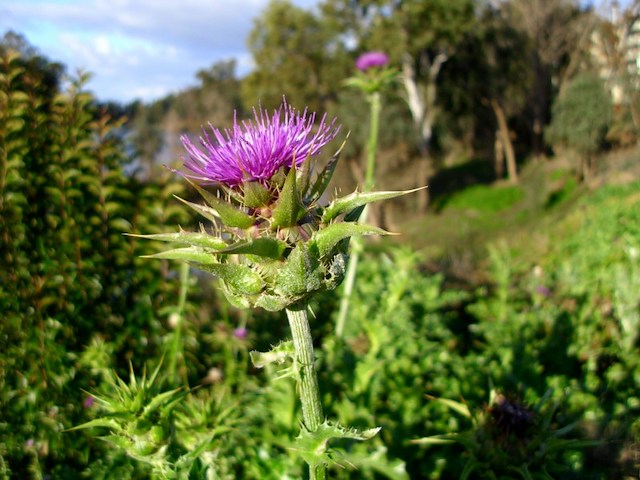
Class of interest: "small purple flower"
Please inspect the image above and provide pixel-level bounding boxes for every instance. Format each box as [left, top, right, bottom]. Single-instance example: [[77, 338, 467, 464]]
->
[[233, 327, 248, 339], [535, 285, 551, 297], [25, 439, 34, 448], [83, 395, 95, 408], [355, 51, 389, 71], [180, 100, 340, 187]]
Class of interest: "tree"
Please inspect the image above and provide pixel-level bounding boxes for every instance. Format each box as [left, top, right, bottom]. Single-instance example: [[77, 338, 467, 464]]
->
[[438, 4, 533, 184], [546, 73, 613, 180], [591, 0, 640, 144], [496, 0, 588, 158], [242, 0, 350, 112]]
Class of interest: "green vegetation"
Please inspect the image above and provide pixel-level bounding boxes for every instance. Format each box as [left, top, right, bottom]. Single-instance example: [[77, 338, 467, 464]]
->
[[437, 184, 524, 212], [2, 0, 640, 477]]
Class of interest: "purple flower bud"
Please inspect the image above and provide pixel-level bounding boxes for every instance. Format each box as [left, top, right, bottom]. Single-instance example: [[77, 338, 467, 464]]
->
[[233, 327, 248, 339], [83, 396, 95, 408], [25, 439, 34, 448], [355, 51, 389, 71]]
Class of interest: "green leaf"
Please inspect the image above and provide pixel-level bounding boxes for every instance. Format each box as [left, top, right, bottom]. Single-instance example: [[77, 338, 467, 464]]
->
[[182, 179, 256, 228], [142, 247, 216, 264], [271, 163, 304, 229], [275, 243, 322, 296], [174, 196, 223, 223], [312, 222, 391, 257], [66, 418, 122, 432], [127, 231, 228, 250], [460, 459, 480, 480], [219, 237, 287, 259], [410, 434, 458, 446], [296, 154, 312, 197], [199, 263, 265, 295], [242, 181, 272, 208], [294, 420, 380, 469], [322, 187, 426, 223], [249, 341, 295, 368], [425, 394, 472, 418], [308, 135, 348, 201]]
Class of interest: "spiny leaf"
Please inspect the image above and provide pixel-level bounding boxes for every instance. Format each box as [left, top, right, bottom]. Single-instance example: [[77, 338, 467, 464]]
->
[[294, 420, 381, 469], [271, 161, 305, 228], [312, 222, 392, 256], [198, 263, 265, 295], [182, 180, 256, 228], [126, 231, 228, 250], [142, 387, 188, 420], [249, 341, 295, 368], [322, 187, 426, 223], [242, 181, 272, 208], [174, 195, 222, 224], [218, 237, 287, 259], [142, 247, 216, 265], [308, 135, 348, 201], [66, 418, 122, 432], [296, 153, 313, 197]]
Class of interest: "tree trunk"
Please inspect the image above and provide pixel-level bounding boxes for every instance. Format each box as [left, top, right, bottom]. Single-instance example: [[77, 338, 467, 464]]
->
[[401, 51, 448, 211], [490, 99, 518, 184], [494, 130, 505, 180]]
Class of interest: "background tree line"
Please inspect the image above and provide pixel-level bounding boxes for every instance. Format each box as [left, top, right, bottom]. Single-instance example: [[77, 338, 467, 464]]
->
[[118, 0, 639, 213]]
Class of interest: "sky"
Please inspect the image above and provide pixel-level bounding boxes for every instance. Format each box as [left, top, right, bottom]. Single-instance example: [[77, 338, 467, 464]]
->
[[0, 0, 320, 104]]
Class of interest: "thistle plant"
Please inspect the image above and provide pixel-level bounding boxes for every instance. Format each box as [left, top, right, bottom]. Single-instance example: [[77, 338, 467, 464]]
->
[[414, 389, 598, 479], [124, 100, 416, 478], [336, 51, 398, 337]]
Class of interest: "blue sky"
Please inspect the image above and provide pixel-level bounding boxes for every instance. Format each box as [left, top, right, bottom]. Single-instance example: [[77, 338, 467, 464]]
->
[[1, 0, 320, 104]]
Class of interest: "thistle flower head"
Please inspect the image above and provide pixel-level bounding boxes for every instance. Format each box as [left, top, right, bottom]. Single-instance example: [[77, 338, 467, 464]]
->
[[355, 51, 389, 71], [133, 101, 417, 311], [180, 100, 340, 187]]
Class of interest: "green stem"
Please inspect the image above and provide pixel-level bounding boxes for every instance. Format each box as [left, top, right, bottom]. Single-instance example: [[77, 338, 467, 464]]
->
[[364, 92, 381, 192], [335, 92, 381, 337], [168, 262, 190, 384], [285, 304, 326, 480]]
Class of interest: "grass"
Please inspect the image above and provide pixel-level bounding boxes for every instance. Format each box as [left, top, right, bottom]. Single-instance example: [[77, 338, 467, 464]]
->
[[390, 152, 638, 280]]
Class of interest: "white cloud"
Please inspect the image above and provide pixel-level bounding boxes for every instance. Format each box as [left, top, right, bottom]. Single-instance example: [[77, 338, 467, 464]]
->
[[1, 0, 319, 103]]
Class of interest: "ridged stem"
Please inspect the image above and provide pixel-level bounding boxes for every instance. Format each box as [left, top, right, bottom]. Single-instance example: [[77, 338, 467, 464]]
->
[[285, 304, 326, 480]]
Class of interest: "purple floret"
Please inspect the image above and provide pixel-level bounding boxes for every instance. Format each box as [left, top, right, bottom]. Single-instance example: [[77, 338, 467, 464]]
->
[[180, 100, 340, 187]]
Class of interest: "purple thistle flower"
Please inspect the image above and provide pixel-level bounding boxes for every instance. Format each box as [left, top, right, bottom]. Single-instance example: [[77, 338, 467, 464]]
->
[[83, 395, 95, 408], [355, 51, 389, 71], [233, 327, 248, 339], [180, 100, 340, 187]]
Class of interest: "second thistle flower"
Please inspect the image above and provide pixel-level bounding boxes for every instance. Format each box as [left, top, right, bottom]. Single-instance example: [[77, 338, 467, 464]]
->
[[132, 100, 415, 311]]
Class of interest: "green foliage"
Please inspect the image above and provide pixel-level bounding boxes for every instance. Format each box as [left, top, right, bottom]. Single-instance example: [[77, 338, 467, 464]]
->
[[242, 0, 350, 112], [546, 74, 613, 156], [439, 184, 524, 212], [0, 49, 190, 478]]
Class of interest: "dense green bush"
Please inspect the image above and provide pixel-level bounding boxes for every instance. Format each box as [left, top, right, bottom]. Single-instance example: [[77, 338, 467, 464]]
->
[[0, 49, 190, 478]]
